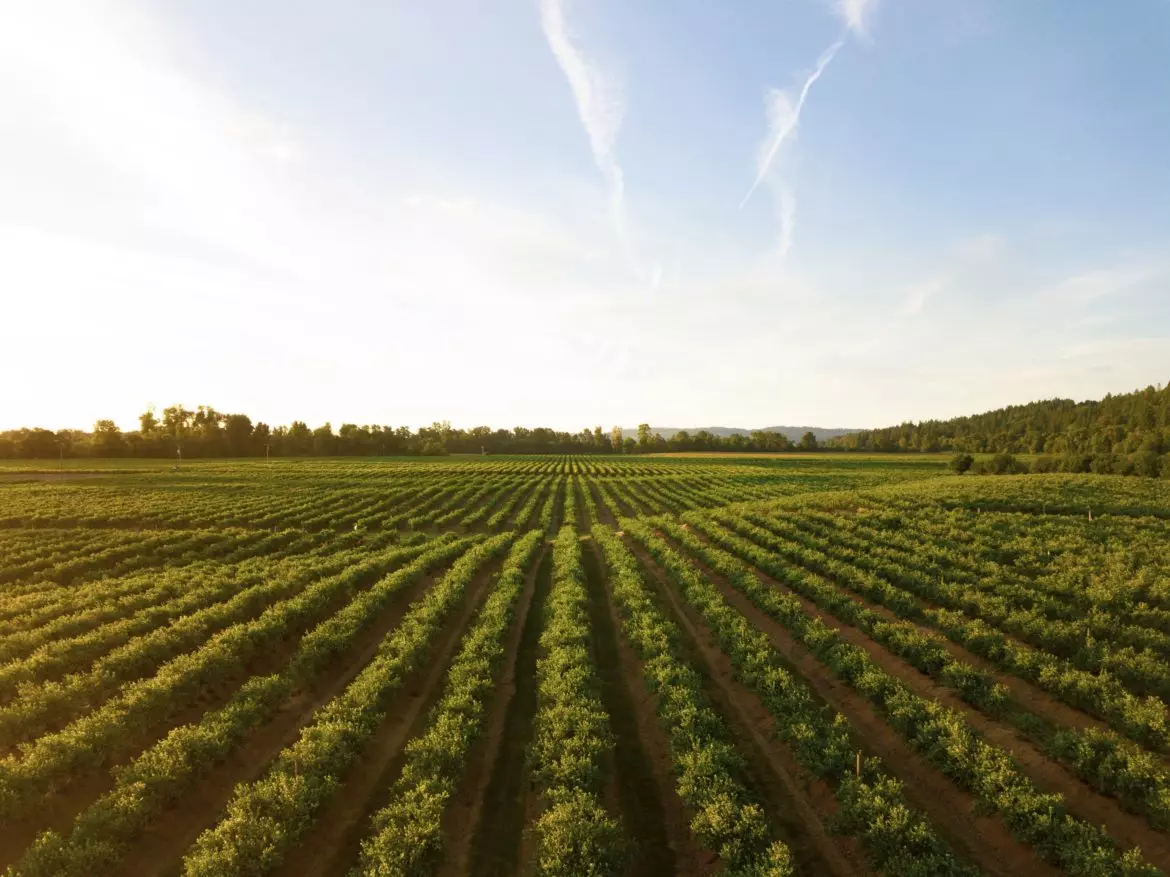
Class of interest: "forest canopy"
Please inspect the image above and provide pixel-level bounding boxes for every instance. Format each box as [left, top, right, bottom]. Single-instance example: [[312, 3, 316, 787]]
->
[[1, 382, 1168, 463]]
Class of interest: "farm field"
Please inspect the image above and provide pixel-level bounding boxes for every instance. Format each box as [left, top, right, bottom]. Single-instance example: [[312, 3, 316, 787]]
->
[[1, 455, 1169, 876]]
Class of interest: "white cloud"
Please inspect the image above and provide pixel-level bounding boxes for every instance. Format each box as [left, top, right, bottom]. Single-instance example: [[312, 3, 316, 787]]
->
[[899, 232, 1006, 315], [539, 0, 626, 236], [740, 40, 843, 210], [955, 232, 1006, 263], [1049, 265, 1153, 302], [835, 0, 878, 38], [902, 274, 950, 315]]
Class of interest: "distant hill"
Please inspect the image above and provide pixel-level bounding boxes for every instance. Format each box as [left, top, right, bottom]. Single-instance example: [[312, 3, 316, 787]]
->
[[825, 382, 1170, 455], [622, 426, 863, 443]]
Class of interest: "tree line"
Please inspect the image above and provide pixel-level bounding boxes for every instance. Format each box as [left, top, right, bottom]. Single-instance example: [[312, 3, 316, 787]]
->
[[4, 382, 1168, 473], [0, 405, 824, 459], [826, 382, 1170, 456]]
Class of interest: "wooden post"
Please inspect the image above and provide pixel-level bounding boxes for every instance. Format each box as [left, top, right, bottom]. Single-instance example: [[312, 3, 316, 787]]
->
[[855, 751, 861, 777]]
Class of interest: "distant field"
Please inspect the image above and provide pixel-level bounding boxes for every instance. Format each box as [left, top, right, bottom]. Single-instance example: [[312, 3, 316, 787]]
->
[[1, 456, 1168, 876]]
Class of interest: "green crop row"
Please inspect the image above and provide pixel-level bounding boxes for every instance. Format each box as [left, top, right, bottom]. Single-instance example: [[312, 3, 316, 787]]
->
[[7, 536, 477, 877], [351, 529, 544, 875], [619, 519, 975, 877], [721, 508, 1170, 753], [181, 531, 514, 876], [529, 526, 625, 876], [695, 512, 1170, 831], [664, 516, 1160, 877], [590, 525, 793, 875], [0, 539, 450, 820]]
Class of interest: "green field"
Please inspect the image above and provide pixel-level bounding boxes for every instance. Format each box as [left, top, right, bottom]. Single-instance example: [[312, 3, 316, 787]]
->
[[1, 455, 1169, 876]]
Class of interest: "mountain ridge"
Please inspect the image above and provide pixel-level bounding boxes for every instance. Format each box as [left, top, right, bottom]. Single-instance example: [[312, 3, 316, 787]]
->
[[621, 426, 863, 442]]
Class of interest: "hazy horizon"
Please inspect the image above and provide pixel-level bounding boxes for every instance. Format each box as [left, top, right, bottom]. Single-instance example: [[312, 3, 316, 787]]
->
[[3, 1, 1168, 433]]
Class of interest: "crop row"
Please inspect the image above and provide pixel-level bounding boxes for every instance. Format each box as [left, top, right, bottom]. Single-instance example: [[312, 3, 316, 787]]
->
[[351, 530, 544, 874], [685, 513, 1170, 832], [0, 537, 464, 820], [7, 535, 481, 876], [181, 531, 515, 876], [590, 526, 794, 874], [658, 516, 1160, 876], [528, 525, 625, 875], [620, 519, 976, 875], [727, 509, 1170, 753]]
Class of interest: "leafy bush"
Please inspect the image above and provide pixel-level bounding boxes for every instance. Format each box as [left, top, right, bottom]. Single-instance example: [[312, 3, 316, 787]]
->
[[949, 453, 974, 474]]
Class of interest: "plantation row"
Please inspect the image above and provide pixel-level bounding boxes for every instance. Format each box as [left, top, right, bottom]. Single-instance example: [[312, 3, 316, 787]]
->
[[0, 454, 942, 535], [3, 459, 1169, 875]]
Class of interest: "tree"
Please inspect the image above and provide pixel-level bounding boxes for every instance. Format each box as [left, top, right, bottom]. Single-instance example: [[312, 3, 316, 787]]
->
[[223, 414, 253, 456], [92, 420, 126, 457], [19, 428, 58, 459], [253, 422, 271, 455], [799, 431, 818, 451], [991, 452, 1021, 474], [637, 423, 652, 449], [162, 405, 193, 454], [139, 405, 159, 436], [610, 426, 624, 453], [1134, 450, 1161, 478], [312, 423, 336, 456], [949, 453, 974, 474], [286, 421, 312, 455]]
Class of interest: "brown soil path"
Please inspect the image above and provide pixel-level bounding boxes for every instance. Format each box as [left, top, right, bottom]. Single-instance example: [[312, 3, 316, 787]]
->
[[466, 549, 552, 877], [589, 481, 618, 527], [439, 544, 547, 877], [580, 538, 694, 877]]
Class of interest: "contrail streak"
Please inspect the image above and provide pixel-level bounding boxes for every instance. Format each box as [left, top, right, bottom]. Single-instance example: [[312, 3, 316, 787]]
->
[[739, 39, 843, 209]]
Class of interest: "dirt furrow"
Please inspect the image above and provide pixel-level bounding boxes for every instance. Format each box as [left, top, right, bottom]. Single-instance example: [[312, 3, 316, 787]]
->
[[439, 544, 546, 877], [466, 549, 552, 877], [589, 482, 618, 527], [580, 538, 690, 877]]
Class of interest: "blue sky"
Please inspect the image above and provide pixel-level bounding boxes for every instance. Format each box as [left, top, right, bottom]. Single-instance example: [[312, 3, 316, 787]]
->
[[2, 0, 1168, 432]]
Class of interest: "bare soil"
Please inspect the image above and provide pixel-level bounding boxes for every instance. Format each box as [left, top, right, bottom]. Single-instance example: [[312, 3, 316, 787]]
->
[[466, 548, 552, 877], [440, 544, 547, 877], [580, 538, 693, 877]]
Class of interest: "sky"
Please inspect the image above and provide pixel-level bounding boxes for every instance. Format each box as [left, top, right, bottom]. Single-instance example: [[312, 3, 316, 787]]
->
[[2, 0, 1169, 433]]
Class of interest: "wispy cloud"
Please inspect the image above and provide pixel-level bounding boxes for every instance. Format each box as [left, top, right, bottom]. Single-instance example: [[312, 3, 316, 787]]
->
[[900, 232, 1005, 315], [1049, 265, 1153, 302], [835, 0, 878, 38], [739, 0, 878, 265], [539, 0, 626, 236], [739, 40, 843, 209], [902, 274, 950, 316]]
